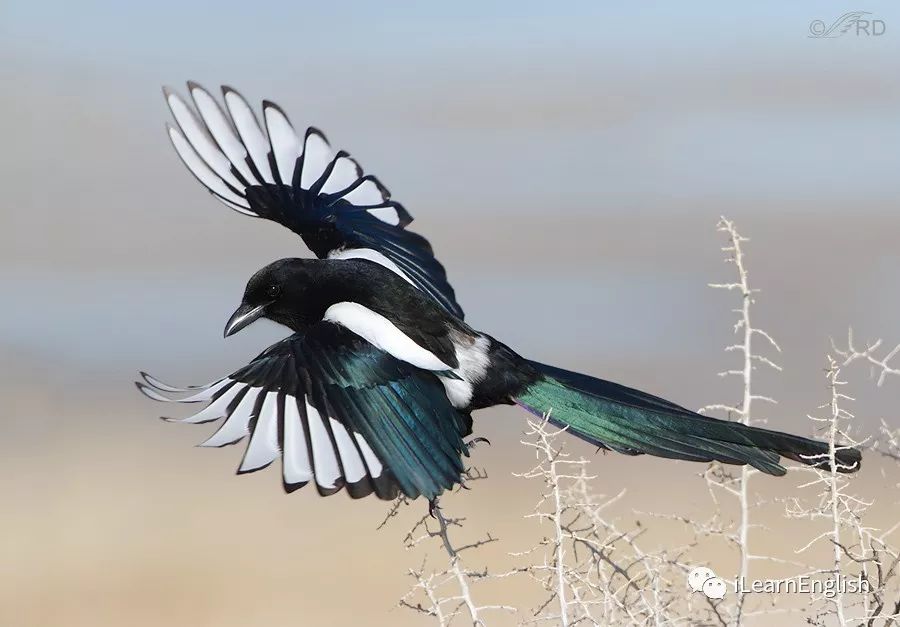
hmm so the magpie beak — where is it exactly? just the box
[224,303,269,337]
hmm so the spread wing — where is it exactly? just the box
[163,82,464,319]
[136,323,471,501]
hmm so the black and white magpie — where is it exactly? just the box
[139,84,861,505]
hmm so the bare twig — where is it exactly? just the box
[832,329,900,387]
[395,473,514,625]
[701,216,783,625]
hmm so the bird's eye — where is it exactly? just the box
[267,285,281,299]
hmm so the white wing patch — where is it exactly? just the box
[138,378,384,495]
[323,302,452,371]
[165,83,401,225]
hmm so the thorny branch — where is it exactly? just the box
[510,417,694,625]
[701,216,783,626]
[392,469,514,625]
[832,328,900,388]
[785,357,900,626]
[387,217,900,627]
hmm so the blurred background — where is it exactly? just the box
[2,1,899,625]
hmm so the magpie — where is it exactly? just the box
[139,84,861,505]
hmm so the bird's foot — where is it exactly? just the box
[428,497,441,519]
[465,436,491,452]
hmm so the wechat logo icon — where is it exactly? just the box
[688,566,727,600]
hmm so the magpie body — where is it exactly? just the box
[222,258,540,412]
[140,84,861,504]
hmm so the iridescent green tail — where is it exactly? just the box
[514,361,861,475]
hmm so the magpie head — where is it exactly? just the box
[224,255,432,337]
[224,258,321,337]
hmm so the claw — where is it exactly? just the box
[465,437,491,452]
[428,497,441,519]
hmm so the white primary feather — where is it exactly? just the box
[365,206,401,226]
[200,387,261,447]
[283,396,314,484]
[144,369,389,493]
[189,85,259,186]
[167,126,253,212]
[329,418,367,483]
[141,372,213,394]
[323,302,451,371]
[175,384,245,424]
[342,179,385,206]
[239,392,280,472]
[171,379,232,403]
[166,90,243,189]
[169,84,409,230]
[300,131,334,189]
[223,88,275,184]
[306,403,342,489]
[320,155,361,194]
[263,103,302,184]
[354,433,383,477]
[137,379,229,404]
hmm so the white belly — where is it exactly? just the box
[438,333,491,409]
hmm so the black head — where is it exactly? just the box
[223,258,324,336]
[223,256,431,337]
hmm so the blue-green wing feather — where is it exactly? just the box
[232,323,469,500]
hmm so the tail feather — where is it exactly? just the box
[515,361,861,475]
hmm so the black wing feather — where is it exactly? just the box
[165,82,463,319]
[139,323,468,501]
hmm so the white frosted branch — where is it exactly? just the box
[832,328,900,386]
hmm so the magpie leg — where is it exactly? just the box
[464,436,491,452]
[428,497,441,519]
